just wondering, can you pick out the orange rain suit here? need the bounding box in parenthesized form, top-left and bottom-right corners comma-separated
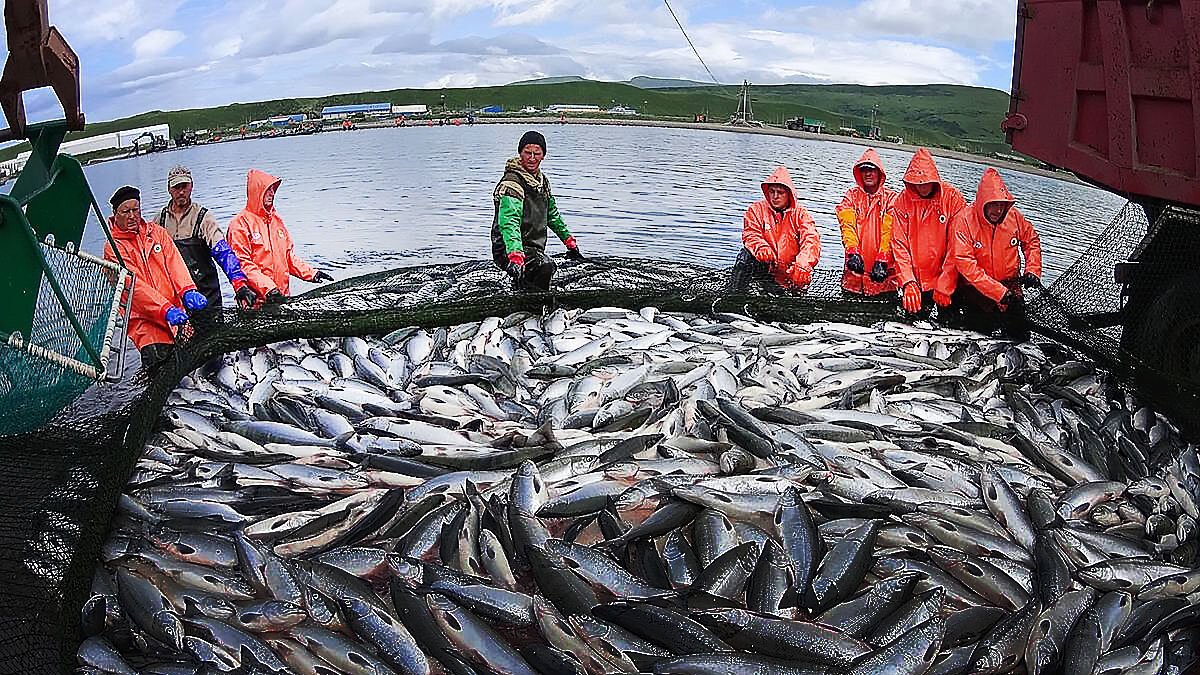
(837, 148, 898, 295)
(889, 148, 967, 296)
(948, 167, 1043, 304)
(103, 217, 198, 350)
(226, 169, 316, 297)
(741, 166, 821, 288)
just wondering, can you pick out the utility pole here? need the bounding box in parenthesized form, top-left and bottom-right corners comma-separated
(729, 80, 761, 127)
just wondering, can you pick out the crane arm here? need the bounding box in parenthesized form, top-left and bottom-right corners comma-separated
(0, 0, 83, 141)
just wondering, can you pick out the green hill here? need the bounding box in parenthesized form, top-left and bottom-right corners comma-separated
(0, 79, 1012, 162)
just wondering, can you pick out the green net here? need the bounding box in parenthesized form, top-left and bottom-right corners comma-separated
(0, 243, 127, 436)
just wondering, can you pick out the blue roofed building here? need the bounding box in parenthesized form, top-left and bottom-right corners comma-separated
(320, 103, 392, 119)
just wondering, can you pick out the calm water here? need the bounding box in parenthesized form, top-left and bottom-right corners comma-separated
(75, 124, 1126, 294)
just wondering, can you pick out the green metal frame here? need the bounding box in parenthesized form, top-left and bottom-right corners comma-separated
(0, 120, 124, 373)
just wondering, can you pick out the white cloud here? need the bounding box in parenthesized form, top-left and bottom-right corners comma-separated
(133, 29, 185, 59)
(786, 0, 1017, 48)
(69, 0, 1009, 121)
(47, 0, 183, 44)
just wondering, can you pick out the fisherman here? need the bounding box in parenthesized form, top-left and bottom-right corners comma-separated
(946, 167, 1043, 341)
(102, 186, 207, 369)
(491, 130, 584, 291)
(729, 165, 821, 293)
(227, 169, 333, 305)
(153, 165, 258, 311)
(889, 148, 967, 316)
(836, 149, 898, 297)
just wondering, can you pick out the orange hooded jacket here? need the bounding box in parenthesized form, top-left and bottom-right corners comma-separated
(889, 148, 967, 294)
(837, 148, 898, 295)
(226, 169, 315, 297)
(741, 166, 821, 288)
(103, 217, 197, 350)
(949, 168, 1043, 304)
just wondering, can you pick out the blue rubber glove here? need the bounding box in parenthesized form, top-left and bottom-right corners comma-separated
(183, 290, 208, 311)
(165, 306, 188, 326)
(211, 239, 247, 283)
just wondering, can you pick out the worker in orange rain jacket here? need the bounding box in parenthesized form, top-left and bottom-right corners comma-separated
(837, 148, 898, 297)
(227, 169, 333, 305)
(947, 167, 1043, 341)
(102, 186, 208, 369)
(729, 165, 821, 293)
(889, 148, 967, 316)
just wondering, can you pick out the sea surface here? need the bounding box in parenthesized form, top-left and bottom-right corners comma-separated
(74, 123, 1127, 294)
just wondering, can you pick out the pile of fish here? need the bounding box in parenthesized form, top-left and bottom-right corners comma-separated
(81, 306, 1200, 675)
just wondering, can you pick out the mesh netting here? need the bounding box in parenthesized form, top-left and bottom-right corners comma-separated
(0, 244, 125, 436)
(0, 200, 1196, 672)
(1028, 203, 1200, 437)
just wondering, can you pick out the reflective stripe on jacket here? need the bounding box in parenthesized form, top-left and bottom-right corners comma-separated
(226, 169, 315, 297)
(889, 148, 967, 294)
(837, 148, 898, 295)
(103, 217, 197, 349)
(741, 165, 821, 288)
(949, 167, 1044, 303)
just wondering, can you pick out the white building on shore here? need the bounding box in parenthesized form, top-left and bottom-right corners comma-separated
(1, 123, 170, 173)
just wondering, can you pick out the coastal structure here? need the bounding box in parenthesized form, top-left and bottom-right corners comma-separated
(320, 103, 392, 119)
(0, 123, 170, 173)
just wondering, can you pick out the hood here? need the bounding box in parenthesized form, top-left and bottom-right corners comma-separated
(505, 157, 544, 193)
(760, 165, 797, 209)
(974, 167, 1016, 223)
(902, 148, 942, 195)
(245, 169, 282, 217)
(853, 148, 887, 192)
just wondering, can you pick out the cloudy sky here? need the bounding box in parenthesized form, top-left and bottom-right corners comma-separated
(8, 0, 1018, 123)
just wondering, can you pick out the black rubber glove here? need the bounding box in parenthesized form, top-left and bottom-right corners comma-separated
(999, 289, 1025, 311)
(1021, 273, 1041, 288)
(869, 260, 888, 283)
(264, 289, 286, 305)
(505, 261, 524, 283)
(846, 253, 865, 274)
(312, 270, 334, 283)
(235, 285, 259, 310)
(565, 246, 585, 261)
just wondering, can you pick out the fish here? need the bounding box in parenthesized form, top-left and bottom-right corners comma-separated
(84, 308, 1200, 675)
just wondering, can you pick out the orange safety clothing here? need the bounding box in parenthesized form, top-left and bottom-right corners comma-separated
(889, 148, 967, 295)
(837, 148, 898, 295)
(949, 167, 1043, 304)
(103, 216, 197, 350)
(741, 165, 821, 288)
(226, 169, 315, 297)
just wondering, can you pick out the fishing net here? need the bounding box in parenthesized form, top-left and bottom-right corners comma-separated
(1027, 202, 1200, 436)
(0, 199, 1195, 673)
(0, 243, 129, 436)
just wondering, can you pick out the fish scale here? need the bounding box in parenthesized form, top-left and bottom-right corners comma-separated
(87, 308, 1200, 674)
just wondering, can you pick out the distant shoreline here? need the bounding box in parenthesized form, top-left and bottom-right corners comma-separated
(75, 114, 1081, 186)
(467, 117, 1083, 184)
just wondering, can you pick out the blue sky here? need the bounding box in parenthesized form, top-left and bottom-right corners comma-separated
(7, 0, 1018, 123)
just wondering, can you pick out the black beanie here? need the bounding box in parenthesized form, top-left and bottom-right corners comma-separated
(109, 185, 140, 210)
(518, 130, 546, 155)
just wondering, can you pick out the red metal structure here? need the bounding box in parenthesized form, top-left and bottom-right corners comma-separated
(1005, 0, 1200, 210)
(0, 0, 83, 141)
(1006, 0, 1200, 396)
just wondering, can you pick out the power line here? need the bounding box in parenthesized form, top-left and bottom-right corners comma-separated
(662, 0, 723, 88)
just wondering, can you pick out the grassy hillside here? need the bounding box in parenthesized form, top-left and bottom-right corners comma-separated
(0, 79, 1012, 161)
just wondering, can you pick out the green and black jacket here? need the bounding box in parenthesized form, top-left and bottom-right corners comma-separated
(491, 157, 571, 266)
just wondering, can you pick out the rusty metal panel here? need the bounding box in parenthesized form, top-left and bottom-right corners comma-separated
(1006, 0, 1200, 206)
